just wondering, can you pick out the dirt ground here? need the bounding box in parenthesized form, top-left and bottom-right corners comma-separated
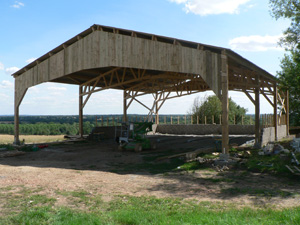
(0, 134, 300, 208)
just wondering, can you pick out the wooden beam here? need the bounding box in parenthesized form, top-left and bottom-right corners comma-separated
(79, 86, 83, 137)
(255, 75, 261, 147)
(286, 90, 289, 136)
(123, 90, 128, 122)
(14, 87, 28, 145)
(243, 90, 255, 105)
(274, 84, 278, 141)
(221, 51, 229, 154)
(261, 91, 274, 107)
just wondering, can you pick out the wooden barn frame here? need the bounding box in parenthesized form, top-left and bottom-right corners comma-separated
(12, 24, 289, 153)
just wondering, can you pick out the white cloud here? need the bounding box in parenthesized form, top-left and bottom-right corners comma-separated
(0, 62, 4, 70)
(5, 67, 19, 75)
(0, 80, 14, 89)
(11, 1, 24, 8)
(26, 57, 37, 64)
(169, 0, 251, 16)
(229, 35, 283, 52)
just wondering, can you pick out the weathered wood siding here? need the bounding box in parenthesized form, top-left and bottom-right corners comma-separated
(15, 30, 222, 102)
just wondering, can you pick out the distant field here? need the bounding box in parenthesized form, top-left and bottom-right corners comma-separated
(0, 135, 65, 144)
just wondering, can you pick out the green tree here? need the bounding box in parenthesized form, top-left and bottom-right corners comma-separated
(270, 0, 300, 125)
(189, 95, 249, 125)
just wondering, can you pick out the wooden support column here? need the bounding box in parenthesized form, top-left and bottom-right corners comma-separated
(221, 51, 229, 154)
(14, 105, 20, 145)
(14, 85, 27, 145)
(123, 90, 128, 122)
(255, 78, 261, 147)
(274, 85, 278, 141)
(79, 86, 83, 137)
(286, 90, 289, 136)
(155, 101, 159, 124)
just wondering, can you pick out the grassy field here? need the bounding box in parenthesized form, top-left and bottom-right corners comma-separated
(0, 186, 299, 225)
(0, 134, 65, 144)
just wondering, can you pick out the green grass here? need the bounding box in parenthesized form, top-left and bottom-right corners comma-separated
(1, 194, 300, 225)
(244, 149, 300, 176)
(221, 187, 294, 198)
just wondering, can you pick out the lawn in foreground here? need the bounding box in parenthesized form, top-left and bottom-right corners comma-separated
(0, 188, 299, 225)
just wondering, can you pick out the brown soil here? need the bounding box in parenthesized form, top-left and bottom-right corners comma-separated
(0, 135, 299, 208)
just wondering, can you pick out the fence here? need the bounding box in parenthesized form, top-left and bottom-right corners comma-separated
(93, 114, 287, 127)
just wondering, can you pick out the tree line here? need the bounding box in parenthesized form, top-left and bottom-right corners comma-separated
(0, 122, 94, 135)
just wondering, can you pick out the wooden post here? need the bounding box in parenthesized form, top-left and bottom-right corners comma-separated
(14, 85, 28, 145)
(204, 116, 207, 125)
(106, 117, 109, 126)
(164, 116, 166, 124)
(221, 51, 229, 154)
(79, 86, 83, 137)
(123, 90, 128, 122)
(95, 116, 98, 127)
(255, 79, 260, 147)
(197, 116, 199, 125)
(212, 115, 214, 124)
(112, 116, 115, 126)
(274, 85, 278, 141)
(177, 116, 180, 124)
(171, 116, 173, 125)
(155, 101, 159, 125)
(286, 90, 289, 136)
(185, 115, 187, 125)
(14, 105, 20, 145)
(101, 116, 104, 126)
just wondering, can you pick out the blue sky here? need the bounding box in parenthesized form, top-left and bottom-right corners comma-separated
(0, 0, 289, 115)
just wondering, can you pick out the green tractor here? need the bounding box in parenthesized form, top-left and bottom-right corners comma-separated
(115, 122, 156, 152)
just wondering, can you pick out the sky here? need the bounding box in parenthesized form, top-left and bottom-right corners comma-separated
(0, 0, 290, 116)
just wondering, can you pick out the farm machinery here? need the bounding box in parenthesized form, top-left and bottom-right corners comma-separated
(115, 122, 156, 152)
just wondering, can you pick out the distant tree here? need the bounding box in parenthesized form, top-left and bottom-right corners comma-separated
(269, 0, 300, 125)
(189, 95, 249, 124)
